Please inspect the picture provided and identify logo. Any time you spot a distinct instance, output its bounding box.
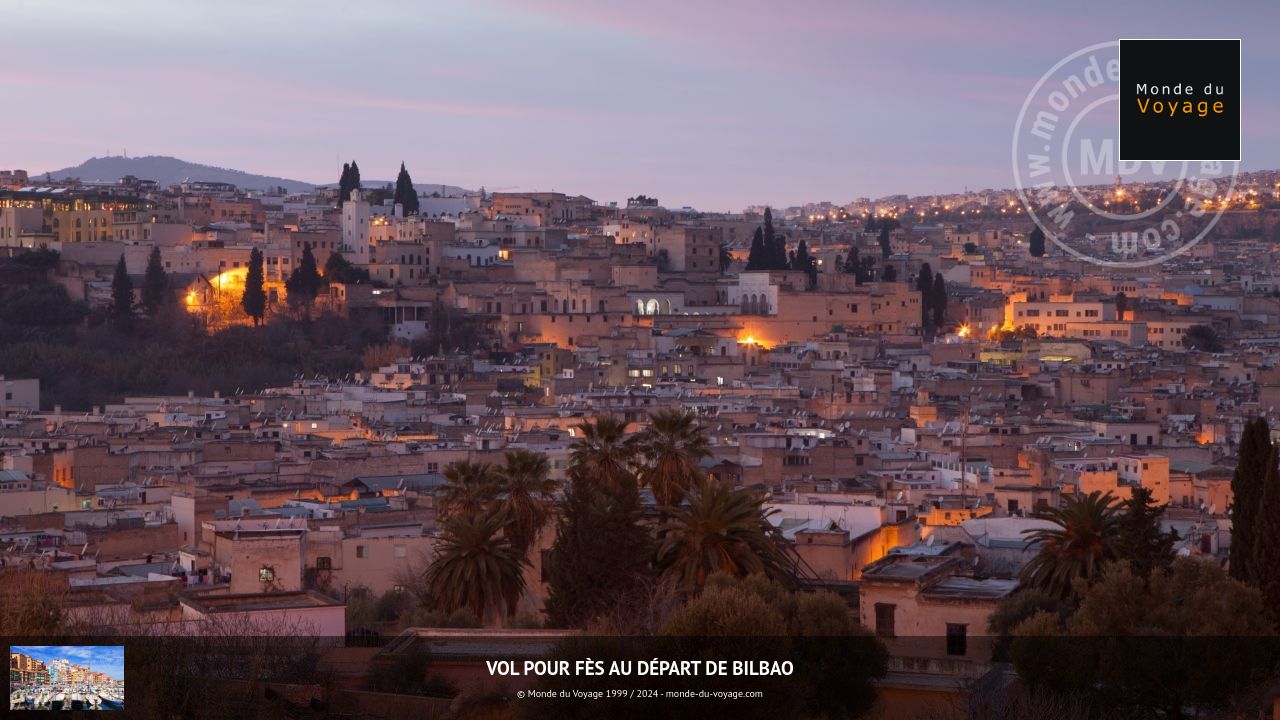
[1012,41,1240,267]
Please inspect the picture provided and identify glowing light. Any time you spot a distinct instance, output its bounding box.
[957,324,972,338]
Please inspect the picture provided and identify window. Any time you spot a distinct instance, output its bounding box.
[874,603,896,638]
[259,566,275,583]
[316,556,332,570]
[946,623,968,656]
[356,545,366,559]
[394,544,406,558]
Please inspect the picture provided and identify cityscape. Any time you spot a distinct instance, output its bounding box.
[4,2,1280,720]
[9,646,124,711]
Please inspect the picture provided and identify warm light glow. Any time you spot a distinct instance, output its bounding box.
[957,324,971,338]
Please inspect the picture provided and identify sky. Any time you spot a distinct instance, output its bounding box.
[3,0,1277,210]
[12,645,126,681]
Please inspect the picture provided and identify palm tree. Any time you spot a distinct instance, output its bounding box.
[438,460,499,519]
[495,448,557,554]
[636,409,710,508]
[1020,490,1121,599]
[656,478,789,593]
[568,416,637,496]
[425,510,528,622]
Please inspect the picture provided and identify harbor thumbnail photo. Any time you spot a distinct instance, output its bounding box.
[9,646,125,711]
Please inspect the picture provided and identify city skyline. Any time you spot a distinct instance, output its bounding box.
[11,646,125,682]
[6,0,1279,210]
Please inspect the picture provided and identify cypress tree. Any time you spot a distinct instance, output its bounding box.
[746,227,765,271]
[349,160,361,195]
[1254,443,1280,618]
[109,254,133,321]
[882,263,898,282]
[917,263,934,330]
[393,162,420,215]
[878,225,891,259]
[763,208,784,270]
[1231,417,1272,582]
[242,247,266,326]
[544,475,653,628]
[1029,226,1046,257]
[285,242,323,306]
[338,162,352,203]
[141,245,169,314]
[932,274,948,327]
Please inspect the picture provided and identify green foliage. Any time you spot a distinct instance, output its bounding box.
[394,162,420,215]
[656,479,790,593]
[881,263,897,282]
[544,471,654,629]
[744,208,789,271]
[0,307,384,411]
[424,510,528,622]
[285,242,323,305]
[931,273,947,328]
[1010,560,1278,718]
[634,409,709,508]
[1114,486,1177,578]
[494,448,556,554]
[1252,443,1280,618]
[963,241,978,254]
[878,225,891,259]
[438,459,500,520]
[109,254,133,322]
[1020,491,1120,599]
[338,160,362,203]
[323,250,371,285]
[241,247,266,325]
[141,245,170,314]
[13,245,60,269]
[1231,416,1271,582]
[1183,323,1224,352]
[1029,225,1045,257]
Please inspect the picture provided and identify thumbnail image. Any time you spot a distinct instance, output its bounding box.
[9,646,125,711]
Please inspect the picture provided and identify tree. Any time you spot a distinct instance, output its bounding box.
[544,471,653,628]
[285,242,323,307]
[656,478,790,594]
[1230,416,1272,582]
[495,449,557,555]
[1252,443,1280,617]
[931,273,948,328]
[241,247,266,326]
[424,510,528,622]
[881,263,897,282]
[338,160,362,203]
[1019,491,1120,599]
[763,207,786,270]
[745,227,766,271]
[1183,324,1224,352]
[1011,560,1275,719]
[1114,291,1128,318]
[438,460,500,520]
[878,225,891,259]
[635,409,709,508]
[916,263,934,330]
[567,416,637,496]
[393,162,420,215]
[1029,225,1046,257]
[1114,486,1177,578]
[109,254,133,322]
[963,241,978,254]
[141,246,169,314]
[323,250,371,285]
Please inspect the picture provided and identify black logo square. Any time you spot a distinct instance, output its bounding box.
[1119,39,1240,161]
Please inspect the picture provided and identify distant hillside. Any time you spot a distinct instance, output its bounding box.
[43,156,316,192]
[43,155,473,196]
